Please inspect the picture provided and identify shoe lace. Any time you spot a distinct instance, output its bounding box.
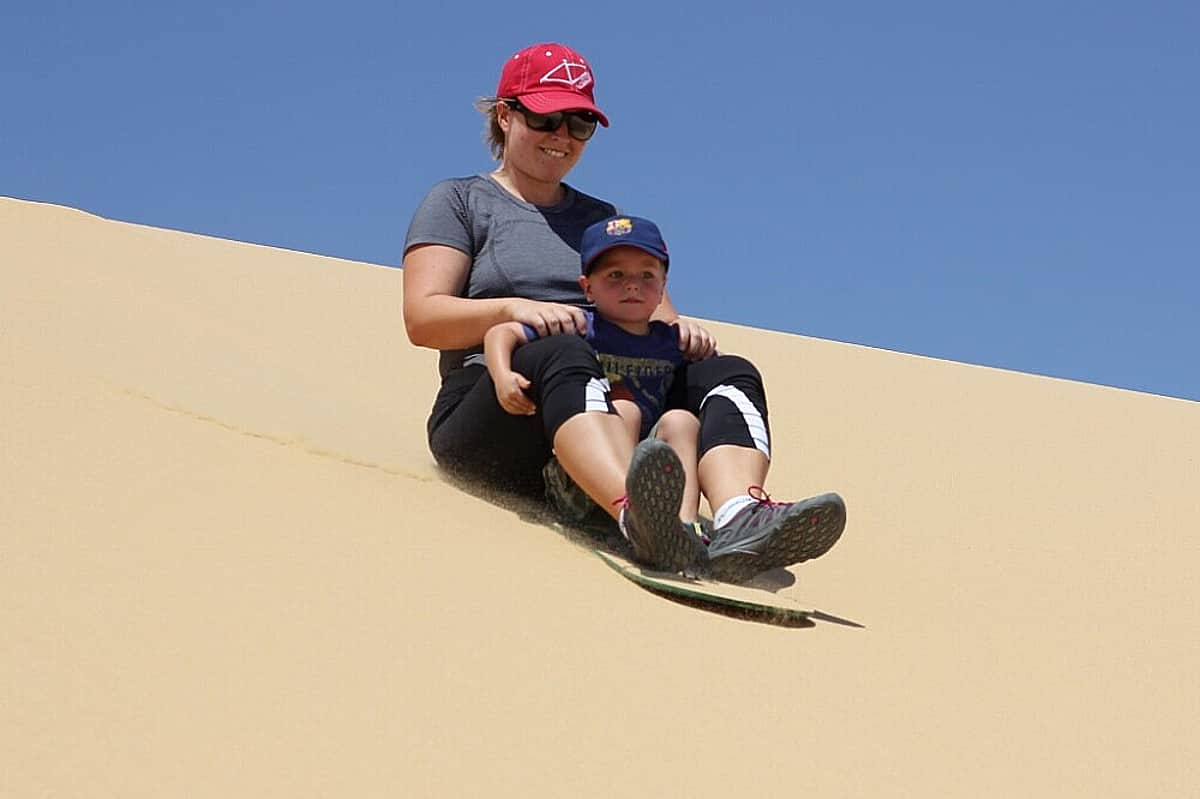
[612,495,632,541]
[748,485,782,507]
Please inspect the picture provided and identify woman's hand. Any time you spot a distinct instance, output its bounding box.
[673,317,718,361]
[506,299,588,338]
[493,369,537,416]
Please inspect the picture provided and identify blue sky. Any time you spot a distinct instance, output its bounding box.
[4,1,1197,401]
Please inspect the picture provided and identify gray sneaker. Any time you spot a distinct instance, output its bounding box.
[543,455,598,524]
[619,439,710,574]
[707,489,846,583]
[682,518,713,546]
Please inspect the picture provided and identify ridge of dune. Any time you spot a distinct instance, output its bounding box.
[3,196,1198,797]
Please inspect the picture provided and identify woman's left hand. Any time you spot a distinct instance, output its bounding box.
[673,317,718,361]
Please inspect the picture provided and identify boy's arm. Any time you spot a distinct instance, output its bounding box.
[484,322,537,416]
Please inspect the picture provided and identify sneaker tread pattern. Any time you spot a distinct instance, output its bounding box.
[626,441,706,573]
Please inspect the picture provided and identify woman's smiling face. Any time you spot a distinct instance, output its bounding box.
[497,101,587,187]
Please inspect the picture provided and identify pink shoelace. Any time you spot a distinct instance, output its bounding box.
[748,485,782,506]
[612,495,632,541]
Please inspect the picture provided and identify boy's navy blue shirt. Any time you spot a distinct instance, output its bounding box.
[522,310,684,439]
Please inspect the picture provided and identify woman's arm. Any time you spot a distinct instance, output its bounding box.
[653,290,682,325]
[402,244,511,349]
[654,289,717,360]
[402,244,590,350]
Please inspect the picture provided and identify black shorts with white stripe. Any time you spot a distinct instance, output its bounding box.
[666,355,772,461]
[427,334,615,498]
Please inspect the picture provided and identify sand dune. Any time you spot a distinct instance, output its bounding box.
[3,196,1197,797]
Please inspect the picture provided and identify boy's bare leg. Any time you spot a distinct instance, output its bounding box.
[552,411,635,521]
[697,444,770,513]
[654,409,702,523]
[611,399,643,445]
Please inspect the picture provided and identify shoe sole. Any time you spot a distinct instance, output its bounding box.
[625,440,708,573]
[708,493,846,583]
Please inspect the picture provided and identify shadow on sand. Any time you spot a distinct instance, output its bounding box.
[438,468,864,630]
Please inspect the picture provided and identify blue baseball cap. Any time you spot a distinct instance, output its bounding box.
[580,215,669,274]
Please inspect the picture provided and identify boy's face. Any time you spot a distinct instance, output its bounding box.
[579,246,667,326]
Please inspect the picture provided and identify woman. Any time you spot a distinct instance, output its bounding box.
[402,43,844,582]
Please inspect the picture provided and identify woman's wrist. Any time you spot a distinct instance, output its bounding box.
[500,298,524,324]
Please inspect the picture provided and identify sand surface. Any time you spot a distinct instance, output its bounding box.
[3,196,1198,796]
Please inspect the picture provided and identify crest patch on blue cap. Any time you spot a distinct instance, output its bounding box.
[606,218,633,237]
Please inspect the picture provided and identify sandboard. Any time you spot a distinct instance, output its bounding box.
[595,550,860,628]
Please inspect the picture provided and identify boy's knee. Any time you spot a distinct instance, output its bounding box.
[656,408,700,437]
[614,398,643,424]
[612,399,643,440]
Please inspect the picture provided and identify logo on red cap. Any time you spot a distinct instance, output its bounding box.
[541,58,592,90]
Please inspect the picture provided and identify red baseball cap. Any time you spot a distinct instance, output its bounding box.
[496,43,609,127]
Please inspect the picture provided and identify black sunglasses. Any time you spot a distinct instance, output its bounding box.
[504,100,599,142]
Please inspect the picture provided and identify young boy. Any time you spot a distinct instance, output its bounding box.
[484,215,706,537]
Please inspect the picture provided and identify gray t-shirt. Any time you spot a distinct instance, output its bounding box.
[404,174,617,376]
